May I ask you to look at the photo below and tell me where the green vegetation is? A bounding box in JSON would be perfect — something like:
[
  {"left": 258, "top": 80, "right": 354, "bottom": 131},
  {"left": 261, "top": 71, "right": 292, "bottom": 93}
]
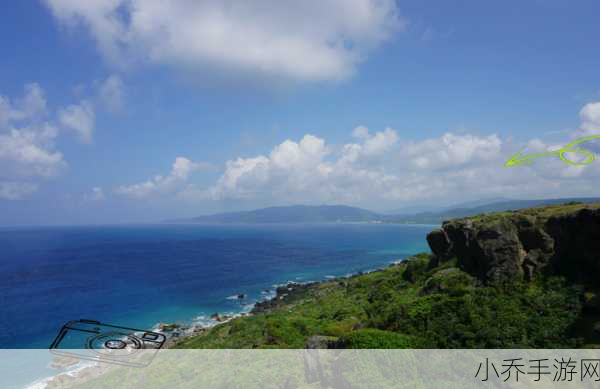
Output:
[
  {"left": 62, "top": 203, "right": 598, "bottom": 388},
  {"left": 384, "top": 197, "right": 600, "bottom": 224},
  {"left": 464, "top": 202, "right": 600, "bottom": 224},
  {"left": 337, "top": 329, "right": 419, "bottom": 348},
  {"left": 174, "top": 253, "right": 584, "bottom": 349},
  {"left": 173, "top": 203, "right": 600, "bottom": 349}
]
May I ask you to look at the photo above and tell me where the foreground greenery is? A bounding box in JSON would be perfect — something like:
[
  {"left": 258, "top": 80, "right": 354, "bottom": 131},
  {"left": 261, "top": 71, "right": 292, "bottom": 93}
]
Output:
[{"left": 175, "top": 253, "right": 585, "bottom": 349}]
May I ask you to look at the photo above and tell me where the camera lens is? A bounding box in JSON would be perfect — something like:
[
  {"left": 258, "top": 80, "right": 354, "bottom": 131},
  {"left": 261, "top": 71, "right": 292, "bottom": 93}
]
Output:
[
  {"left": 104, "top": 339, "right": 127, "bottom": 349},
  {"left": 87, "top": 332, "right": 144, "bottom": 357}
]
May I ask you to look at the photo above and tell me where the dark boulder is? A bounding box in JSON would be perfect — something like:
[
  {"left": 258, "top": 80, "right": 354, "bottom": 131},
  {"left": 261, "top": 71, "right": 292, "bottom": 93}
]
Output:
[
  {"left": 158, "top": 323, "right": 180, "bottom": 331},
  {"left": 426, "top": 228, "right": 452, "bottom": 262}
]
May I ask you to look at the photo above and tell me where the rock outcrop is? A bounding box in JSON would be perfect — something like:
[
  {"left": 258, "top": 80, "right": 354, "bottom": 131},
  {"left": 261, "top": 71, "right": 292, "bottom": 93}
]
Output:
[
  {"left": 158, "top": 323, "right": 180, "bottom": 331},
  {"left": 426, "top": 203, "right": 600, "bottom": 284},
  {"left": 252, "top": 282, "right": 317, "bottom": 314},
  {"left": 305, "top": 335, "right": 337, "bottom": 349}
]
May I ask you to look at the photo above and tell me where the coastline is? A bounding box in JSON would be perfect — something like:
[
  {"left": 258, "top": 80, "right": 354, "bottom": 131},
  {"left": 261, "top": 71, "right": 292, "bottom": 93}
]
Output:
[
  {"left": 22, "top": 256, "right": 409, "bottom": 389},
  {"left": 25, "top": 258, "right": 405, "bottom": 389},
  {"left": 165, "top": 258, "right": 405, "bottom": 348}
]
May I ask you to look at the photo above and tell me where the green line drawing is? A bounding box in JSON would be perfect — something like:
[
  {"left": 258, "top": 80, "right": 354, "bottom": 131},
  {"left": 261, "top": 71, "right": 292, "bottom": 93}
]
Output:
[{"left": 504, "top": 134, "right": 600, "bottom": 168}]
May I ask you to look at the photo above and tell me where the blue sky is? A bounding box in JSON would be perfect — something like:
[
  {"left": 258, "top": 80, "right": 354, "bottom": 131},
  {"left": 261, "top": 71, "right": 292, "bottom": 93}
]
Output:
[{"left": 1, "top": 0, "right": 600, "bottom": 225}]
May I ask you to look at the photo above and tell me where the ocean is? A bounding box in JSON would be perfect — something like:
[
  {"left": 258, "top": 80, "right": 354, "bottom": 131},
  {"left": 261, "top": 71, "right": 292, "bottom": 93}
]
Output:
[{"left": 0, "top": 223, "right": 432, "bottom": 349}]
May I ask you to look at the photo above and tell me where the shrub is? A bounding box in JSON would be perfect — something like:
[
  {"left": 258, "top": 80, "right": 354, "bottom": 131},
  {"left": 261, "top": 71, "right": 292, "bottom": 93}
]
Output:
[
  {"left": 401, "top": 255, "right": 430, "bottom": 283},
  {"left": 388, "top": 279, "right": 581, "bottom": 348},
  {"left": 338, "top": 329, "right": 418, "bottom": 349}
]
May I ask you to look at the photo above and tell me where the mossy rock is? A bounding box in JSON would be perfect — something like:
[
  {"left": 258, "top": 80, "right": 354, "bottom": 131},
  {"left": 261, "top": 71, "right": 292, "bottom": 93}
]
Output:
[{"left": 420, "top": 267, "right": 475, "bottom": 296}]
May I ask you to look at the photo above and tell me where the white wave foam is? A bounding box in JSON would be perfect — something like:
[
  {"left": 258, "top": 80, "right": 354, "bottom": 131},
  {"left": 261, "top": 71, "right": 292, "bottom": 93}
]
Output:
[
  {"left": 24, "top": 376, "right": 52, "bottom": 389},
  {"left": 24, "top": 359, "right": 97, "bottom": 389}
]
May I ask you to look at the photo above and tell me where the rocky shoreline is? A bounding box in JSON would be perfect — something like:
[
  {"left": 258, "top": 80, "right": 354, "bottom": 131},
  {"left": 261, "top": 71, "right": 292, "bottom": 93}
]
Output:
[
  {"left": 36, "top": 270, "right": 394, "bottom": 388},
  {"left": 251, "top": 281, "right": 320, "bottom": 314},
  {"left": 163, "top": 283, "right": 327, "bottom": 347},
  {"left": 165, "top": 266, "right": 399, "bottom": 348}
]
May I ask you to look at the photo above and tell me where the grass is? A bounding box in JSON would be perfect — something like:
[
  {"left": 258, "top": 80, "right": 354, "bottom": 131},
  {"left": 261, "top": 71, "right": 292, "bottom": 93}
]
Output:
[
  {"left": 457, "top": 202, "right": 600, "bottom": 224},
  {"left": 174, "top": 253, "right": 583, "bottom": 349}
]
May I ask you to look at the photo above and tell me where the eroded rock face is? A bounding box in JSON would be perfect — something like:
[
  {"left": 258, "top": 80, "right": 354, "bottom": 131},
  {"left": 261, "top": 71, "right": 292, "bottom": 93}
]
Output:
[
  {"left": 426, "top": 206, "right": 600, "bottom": 285},
  {"left": 546, "top": 208, "right": 600, "bottom": 284},
  {"left": 425, "top": 228, "right": 451, "bottom": 263}
]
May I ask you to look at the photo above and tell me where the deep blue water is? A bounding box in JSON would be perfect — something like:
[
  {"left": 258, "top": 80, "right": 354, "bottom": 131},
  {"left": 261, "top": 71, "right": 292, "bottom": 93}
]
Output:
[{"left": 0, "top": 223, "right": 432, "bottom": 348}]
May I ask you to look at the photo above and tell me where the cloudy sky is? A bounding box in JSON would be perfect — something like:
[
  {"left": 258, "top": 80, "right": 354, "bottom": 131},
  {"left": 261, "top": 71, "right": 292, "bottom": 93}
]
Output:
[{"left": 1, "top": 0, "right": 600, "bottom": 225}]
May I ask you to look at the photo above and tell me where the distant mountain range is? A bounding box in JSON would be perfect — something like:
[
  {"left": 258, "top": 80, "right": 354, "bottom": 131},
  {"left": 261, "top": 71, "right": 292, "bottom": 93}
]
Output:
[
  {"left": 167, "top": 205, "right": 380, "bottom": 224},
  {"left": 167, "top": 197, "right": 600, "bottom": 224},
  {"left": 382, "top": 197, "right": 600, "bottom": 224},
  {"left": 383, "top": 197, "right": 510, "bottom": 215}
]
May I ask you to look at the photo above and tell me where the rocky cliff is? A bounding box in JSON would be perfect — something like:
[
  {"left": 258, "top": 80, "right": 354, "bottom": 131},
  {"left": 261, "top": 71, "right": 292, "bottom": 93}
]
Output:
[{"left": 426, "top": 203, "right": 600, "bottom": 284}]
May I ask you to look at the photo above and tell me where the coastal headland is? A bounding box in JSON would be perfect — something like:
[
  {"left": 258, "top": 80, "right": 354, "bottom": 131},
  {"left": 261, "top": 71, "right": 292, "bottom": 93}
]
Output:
[{"left": 173, "top": 202, "right": 600, "bottom": 349}]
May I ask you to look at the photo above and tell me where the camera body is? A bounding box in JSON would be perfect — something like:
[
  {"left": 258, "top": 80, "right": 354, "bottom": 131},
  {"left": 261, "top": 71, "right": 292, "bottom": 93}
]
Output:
[{"left": 50, "top": 319, "right": 166, "bottom": 367}]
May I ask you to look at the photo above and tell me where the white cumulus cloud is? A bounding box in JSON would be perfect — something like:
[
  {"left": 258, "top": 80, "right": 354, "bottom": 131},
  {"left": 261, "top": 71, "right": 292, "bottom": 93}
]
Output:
[
  {"left": 58, "top": 100, "right": 95, "bottom": 143},
  {"left": 580, "top": 102, "right": 600, "bottom": 134},
  {"left": 97, "top": 74, "right": 124, "bottom": 112},
  {"left": 0, "top": 82, "right": 105, "bottom": 200},
  {"left": 0, "top": 182, "right": 38, "bottom": 201},
  {"left": 0, "top": 83, "right": 47, "bottom": 126},
  {"left": 85, "top": 186, "right": 105, "bottom": 201},
  {"left": 207, "top": 129, "right": 400, "bottom": 203},
  {"left": 0, "top": 126, "right": 64, "bottom": 178},
  {"left": 115, "top": 157, "right": 211, "bottom": 199},
  {"left": 401, "top": 133, "right": 502, "bottom": 170},
  {"left": 0, "top": 84, "right": 67, "bottom": 199},
  {"left": 190, "top": 121, "right": 600, "bottom": 208},
  {"left": 43, "top": 0, "right": 404, "bottom": 83},
  {"left": 340, "top": 126, "right": 398, "bottom": 165}
]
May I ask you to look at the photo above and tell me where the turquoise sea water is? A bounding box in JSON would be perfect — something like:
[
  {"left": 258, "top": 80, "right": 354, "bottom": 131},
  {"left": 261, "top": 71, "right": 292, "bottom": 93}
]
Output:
[{"left": 0, "top": 223, "right": 433, "bottom": 349}]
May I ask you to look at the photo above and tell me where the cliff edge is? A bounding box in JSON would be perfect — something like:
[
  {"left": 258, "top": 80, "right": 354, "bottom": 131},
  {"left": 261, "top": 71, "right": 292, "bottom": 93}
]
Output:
[{"left": 427, "top": 203, "right": 600, "bottom": 284}]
